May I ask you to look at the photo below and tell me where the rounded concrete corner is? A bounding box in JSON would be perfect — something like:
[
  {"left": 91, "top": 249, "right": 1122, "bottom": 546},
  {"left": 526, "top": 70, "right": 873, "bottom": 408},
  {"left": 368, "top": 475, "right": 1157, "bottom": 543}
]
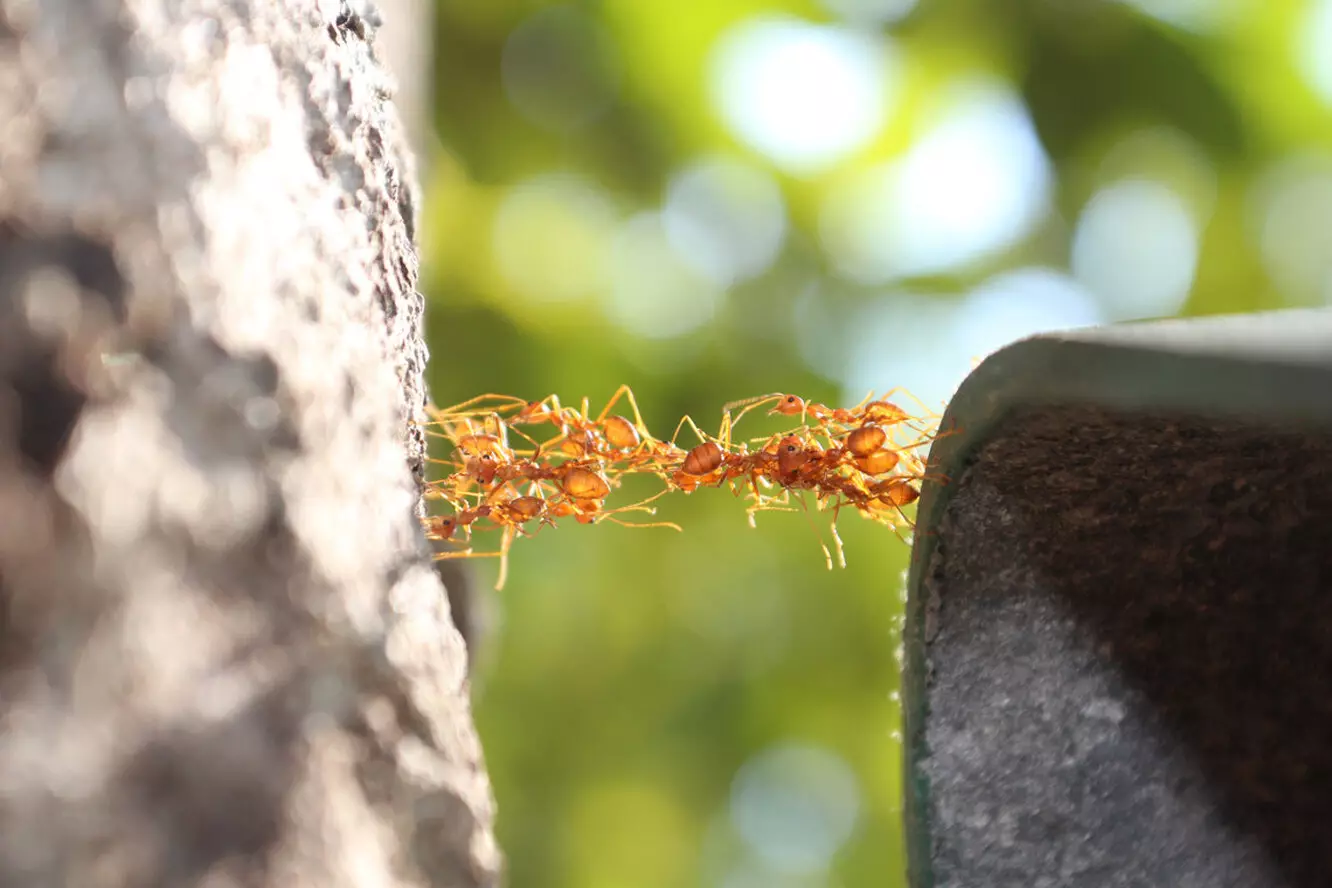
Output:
[{"left": 899, "top": 307, "right": 1332, "bottom": 888}]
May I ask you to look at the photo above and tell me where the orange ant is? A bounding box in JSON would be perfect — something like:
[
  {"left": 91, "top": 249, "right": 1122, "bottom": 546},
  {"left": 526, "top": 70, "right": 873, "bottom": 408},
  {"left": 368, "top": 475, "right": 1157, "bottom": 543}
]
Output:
[{"left": 725, "top": 388, "right": 944, "bottom": 443}]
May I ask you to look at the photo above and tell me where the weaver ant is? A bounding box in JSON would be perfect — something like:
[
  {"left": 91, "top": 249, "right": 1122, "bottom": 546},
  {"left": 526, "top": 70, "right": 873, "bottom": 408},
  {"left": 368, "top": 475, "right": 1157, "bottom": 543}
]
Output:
[{"left": 725, "top": 388, "right": 944, "bottom": 444}]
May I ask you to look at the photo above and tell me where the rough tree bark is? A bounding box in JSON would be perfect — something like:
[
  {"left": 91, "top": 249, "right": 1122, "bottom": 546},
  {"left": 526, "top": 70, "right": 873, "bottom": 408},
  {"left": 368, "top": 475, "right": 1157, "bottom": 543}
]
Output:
[{"left": 0, "top": 1, "right": 499, "bottom": 886}]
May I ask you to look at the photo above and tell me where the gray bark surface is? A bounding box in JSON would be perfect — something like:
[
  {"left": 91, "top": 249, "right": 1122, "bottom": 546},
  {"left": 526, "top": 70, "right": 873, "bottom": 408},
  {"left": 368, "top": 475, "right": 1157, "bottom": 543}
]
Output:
[{"left": 0, "top": 1, "right": 499, "bottom": 885}]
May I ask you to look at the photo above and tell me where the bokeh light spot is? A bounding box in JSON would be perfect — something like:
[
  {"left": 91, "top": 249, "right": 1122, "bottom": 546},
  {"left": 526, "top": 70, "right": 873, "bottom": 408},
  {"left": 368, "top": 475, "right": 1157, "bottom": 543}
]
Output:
[
  {"left": 1098, "top": 126, "right": 1217, "bottom": 225},
  {"left": 947, "top": 268, "right": 1105, "bottom": 370},
  {"left": 729, "top": 743, "right": 861, "bottom": 875},
  {"left": 820, "top": 80, "right": 1051, "bottom": 283},
  {"left": 1114, "top": 0, "right": 1222, "bottom": 31},
  {"left": 819, "top": 0, "right": 918, "bottom": 26},
  {"left": 1300, "top": 0, "right": 1332, "bottom": 107},
  {"left": 841, "top": 269, "right": 1103, "bottom": 411},
  {"left": 662, "top": 156, "right": 788, "bottom": 287},
  {"left": 603, "top": 212, "right": 723, "bottom": 339},
  {"left": 1249, "top": 154, "right": 1332, "bottom": 304},
  {"left": 710, "top": 16, "right": 896, "bottom": 174},
  {"left": 1070, "top": 178, "right": 1199, "bottom": 320},
  {"left": 502, "top": 4, "right": 619, "bottom": 132},
  {"left": 492, "top": 173, "right": 616, "bottom": 306},
  {"left": 841, "top": 294, "right": 960, "bottom": 413},
  {"left": 792, "top": 282, "right": 854, "bottom": 385}
]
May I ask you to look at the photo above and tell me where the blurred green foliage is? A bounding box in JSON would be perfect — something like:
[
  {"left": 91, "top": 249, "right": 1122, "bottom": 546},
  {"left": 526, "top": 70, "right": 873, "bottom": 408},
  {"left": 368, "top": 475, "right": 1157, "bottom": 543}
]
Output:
[{"left": 420, "top": 1, "right": 1332, "bottom": 885}]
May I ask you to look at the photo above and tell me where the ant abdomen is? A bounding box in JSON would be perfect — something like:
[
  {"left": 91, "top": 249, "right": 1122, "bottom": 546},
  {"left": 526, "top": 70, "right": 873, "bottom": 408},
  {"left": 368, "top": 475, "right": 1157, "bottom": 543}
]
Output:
[{"left": 681, "top": 441, "right": 723, "bottom": 476}]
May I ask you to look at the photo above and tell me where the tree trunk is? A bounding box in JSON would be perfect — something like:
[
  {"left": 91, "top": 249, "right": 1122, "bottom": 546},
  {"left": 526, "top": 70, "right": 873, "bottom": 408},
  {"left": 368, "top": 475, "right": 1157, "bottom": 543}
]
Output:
[
  {"left": 377, "top": 0, "right": 433, "bottom": 158},
  {"left": 0, "top": 1, "right": 499, "bottom": 885}
]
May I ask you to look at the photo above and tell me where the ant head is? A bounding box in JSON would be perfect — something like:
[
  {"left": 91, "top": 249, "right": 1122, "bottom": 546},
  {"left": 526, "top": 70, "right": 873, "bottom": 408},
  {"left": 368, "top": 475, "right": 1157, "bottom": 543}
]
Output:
[
  {"left": 768, "top": 394, "right": 806, "bottom": 417},
  {"left": 776, "top": 435, "right": 810, "bottom": 473},
  {"left": 457, "top": 433, "right": 506, "bottom": 458},
  {"left": 510, "top": 400, "right": 547, "bottom": 424},
  {"left": 465, "top": 452, "right": 500, "bottom": 483}
]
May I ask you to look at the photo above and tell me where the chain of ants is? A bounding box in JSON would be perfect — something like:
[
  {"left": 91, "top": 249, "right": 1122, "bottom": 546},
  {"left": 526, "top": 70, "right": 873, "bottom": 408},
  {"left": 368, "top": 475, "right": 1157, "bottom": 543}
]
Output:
[{"left": 420, "top": 385, "right": 945, "bottom": 589}]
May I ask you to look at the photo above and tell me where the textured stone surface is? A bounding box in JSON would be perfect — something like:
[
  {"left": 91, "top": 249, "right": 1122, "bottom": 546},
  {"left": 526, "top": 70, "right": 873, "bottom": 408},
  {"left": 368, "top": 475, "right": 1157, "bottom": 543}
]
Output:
[
  {"left": 0, "top": 1, "right": 498, "bottom": 885},
  {"left": 920, "top": 406, "right": 1332, "bottom": 888}
]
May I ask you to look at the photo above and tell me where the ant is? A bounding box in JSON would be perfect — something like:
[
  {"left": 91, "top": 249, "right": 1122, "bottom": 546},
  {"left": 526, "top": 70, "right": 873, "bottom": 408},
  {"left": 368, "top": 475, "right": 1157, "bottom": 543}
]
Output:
[{"left": 725, "top": 389, "right": 944, "bottom": 444}]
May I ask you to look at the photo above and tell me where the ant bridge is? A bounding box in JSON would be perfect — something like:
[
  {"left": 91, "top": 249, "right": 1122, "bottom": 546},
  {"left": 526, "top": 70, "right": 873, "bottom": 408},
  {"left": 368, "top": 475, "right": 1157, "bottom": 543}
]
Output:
[{"left": 904, "top": 307, "right": 1332, "bottom": 888}]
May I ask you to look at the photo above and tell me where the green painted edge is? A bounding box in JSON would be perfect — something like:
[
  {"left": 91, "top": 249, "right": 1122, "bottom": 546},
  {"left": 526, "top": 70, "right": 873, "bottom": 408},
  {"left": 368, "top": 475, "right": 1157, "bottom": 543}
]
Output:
[{"left": 899, "top": 308, "right": 1332, "bottom": 888}]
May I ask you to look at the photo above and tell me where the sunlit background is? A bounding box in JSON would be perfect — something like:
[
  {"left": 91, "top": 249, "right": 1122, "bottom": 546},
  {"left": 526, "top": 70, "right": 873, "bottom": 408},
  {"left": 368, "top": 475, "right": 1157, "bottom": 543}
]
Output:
[{"left": 417, "top": 1, "right": 1332, "bottom": 885}]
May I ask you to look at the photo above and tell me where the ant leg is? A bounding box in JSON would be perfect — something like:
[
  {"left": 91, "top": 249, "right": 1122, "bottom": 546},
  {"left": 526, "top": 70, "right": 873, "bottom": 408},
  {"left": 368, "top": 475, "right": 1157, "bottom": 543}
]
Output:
[
  {"left": 670, "top": 414, "right": 716, "bottom": 447},
  {"left": 429, "top": 394, "right": 529, "bottom": 420},
  {"left": 602, "top": 516, "right": 684, "bottom": 531},
  {"left": 726, "top": 395, "right": 783, "bottom": 435},
  {"left": 875, "top": 387, "right": 947, "bottom": 423},
  {"left": 751, "top": 473, "right": 785, "bottom": 509},
  {"left": 415, "top": 417, "right": 467, "bottom": 442},
  {"left": 722, "top": 393, "right": 782, "bottom": 415},
  {"left": 715, "top": 411, "right": 735, "bottom": 451},
  {"left": 786, "top": 490, "right": 833, "bottom": 571},
  {"left": 433, "top": 546, "right": 503, "bottom": 563},
  {"left": 478, "top": 413, "right": 541, "bottom": 457},
  {"left": 509, "top": 430, "right": 544, "bottom": 456},
  {"left": 745, "top": 494, "right": 797, "bottom": 528},
  {"left": 895, "top": 451, "right": 951, "bottom": 484},
  {"left": 595, "top": 384, "right": 653, "bottom": 440},
  {"left": 576, "top": 488, "right": 682, "bottom": 532},
  {"left": 429, "top": 528, "right": 514, "bottom": 592},
  {"left": 533, "top": 394, "right": 584, "bottom": 456},
  {"left": 599, "top": 486, "right": 675, "bottom": 518},
  {"left": 495, "top": 525, "right": 515, "bottom": 591},
  {"left": 432, "top": 548, "right": 496, "bottom": 561},
  {"left": 849, "top": 389, "right": 876, "bottom": 412},
  {"left": 423, "top": 484, "right": 472, "bottom": 512},
  {"left": 822, "top": 496, "right": 850, "bottom": 569}
]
